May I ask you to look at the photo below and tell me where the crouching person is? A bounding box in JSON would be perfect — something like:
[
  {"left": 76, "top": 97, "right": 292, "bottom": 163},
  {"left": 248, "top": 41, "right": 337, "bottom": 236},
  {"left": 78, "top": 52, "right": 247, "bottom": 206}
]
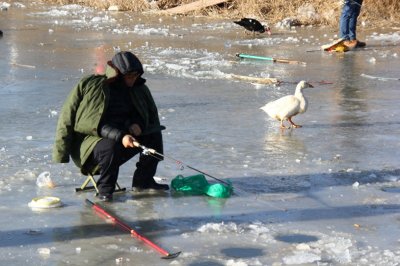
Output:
[{"left": 53, "top": 51, "right": 168, "bottom": 202}]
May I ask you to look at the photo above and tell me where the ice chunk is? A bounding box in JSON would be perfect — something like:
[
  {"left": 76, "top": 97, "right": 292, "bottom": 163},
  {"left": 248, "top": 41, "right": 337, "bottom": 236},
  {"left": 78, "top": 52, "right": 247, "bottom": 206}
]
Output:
[
  {"left": 283, "top": 251, "right": 321, "bottom": 264},
  {"left": 296, "top": 243, "right": 311, "bottom": 250},
  {"left": 37, "top": 247, "right": 51, "bottom": 256},
  {"left": 108, "top": 5, "right": 120, "bottom": 11}
]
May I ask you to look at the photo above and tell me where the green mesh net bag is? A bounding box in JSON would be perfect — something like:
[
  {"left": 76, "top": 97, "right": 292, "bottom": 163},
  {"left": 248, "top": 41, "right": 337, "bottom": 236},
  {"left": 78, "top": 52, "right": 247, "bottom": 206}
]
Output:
[
  {"left": 205, "top": 183, "right": 232, "bottom": 198},
  {"left": 171, "top": 174, "right": 233, "bottom": 198}
]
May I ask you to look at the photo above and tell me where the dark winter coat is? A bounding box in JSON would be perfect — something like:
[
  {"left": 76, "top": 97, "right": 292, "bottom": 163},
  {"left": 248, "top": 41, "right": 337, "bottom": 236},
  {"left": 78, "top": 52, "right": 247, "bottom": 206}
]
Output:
[{"left": 52, "top": 65, "right": 164, "bottom": 175}]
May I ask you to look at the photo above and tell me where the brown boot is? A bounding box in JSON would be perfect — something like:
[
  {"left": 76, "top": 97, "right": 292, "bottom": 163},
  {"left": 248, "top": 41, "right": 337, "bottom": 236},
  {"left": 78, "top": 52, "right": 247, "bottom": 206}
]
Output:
[
  {"left": 344, "top": 40, "right": 366, "bottom": 49},
  {"left": 343, "top": 40, "right": 357, "bottom": 49}
]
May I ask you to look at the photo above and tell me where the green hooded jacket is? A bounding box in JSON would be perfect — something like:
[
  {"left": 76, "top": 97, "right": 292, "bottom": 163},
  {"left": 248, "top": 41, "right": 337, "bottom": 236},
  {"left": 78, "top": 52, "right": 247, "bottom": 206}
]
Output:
[{"left": 52, "top": 66, "right": 164, "bottom": 175}]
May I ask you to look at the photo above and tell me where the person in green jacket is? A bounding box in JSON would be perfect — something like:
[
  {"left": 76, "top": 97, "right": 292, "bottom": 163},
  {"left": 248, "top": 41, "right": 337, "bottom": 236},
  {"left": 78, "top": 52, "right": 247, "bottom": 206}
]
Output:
[{"left": 53, "top": 51, "right": 168, "bottom": 201}]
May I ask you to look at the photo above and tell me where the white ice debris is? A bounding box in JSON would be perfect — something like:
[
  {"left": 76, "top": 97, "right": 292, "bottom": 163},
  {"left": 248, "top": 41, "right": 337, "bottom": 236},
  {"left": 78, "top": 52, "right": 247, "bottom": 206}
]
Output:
[
  {"left": 370, "top": 32, "right": 400, "bottom": 44},
  {"left": 49, "top": 109, "right": 58, "bottom": 117},
  {"left": 296, "top": 243, "right": 311, "bottom": 250},
  {"left": 37, "top": 8, "right": 69, "bottom": 16},
  {"left": 129, "top": 246, "right": 143, "bottom": 253},
  {"left": 384, "top": 175, "right": 399, "bottom": 182},
  {"left": 323, "top": 237, "right": 352, "bottom": 263},
  {"left": 282, "top": 251, "right": 321, "bottom": 264},
  {"left": 224, "top": 41, "right": 232, "bottom": 48},
  {"left": 37, "top": 247, "right": 51, "bottom": 255},
  {"left": 352, "top": 181, "right": 359, "bottom": 189},
  {"left": 165, "top": 63, "right": 187, "bottom": 71},
  {"left": 226, "top": 259, "right": 252, "bottom": 266},
  {"left": 368, "top": 57, "right": 376, "bottom": 64},
  {"left": 197, "top": 222, "right": 239, "bottom": 234},
  {"left": 26, "top": 136, "right": 33, "bottom": 140},
  {"left": 276, "top": 17, "right": 301, "bottom": 28},
  {"left": 108, "top": 5, "right": 120, "bottom": 11},
  {"left": 133, "top": 24, "right": 169, "bottom": 36},
  {"left": 105, "top": 244, "right": 119, "bottom": 250}
]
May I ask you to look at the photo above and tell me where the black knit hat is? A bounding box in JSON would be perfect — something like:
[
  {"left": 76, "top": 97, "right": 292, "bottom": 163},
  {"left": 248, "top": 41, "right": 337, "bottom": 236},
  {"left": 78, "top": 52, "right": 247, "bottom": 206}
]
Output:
[{"left": 111, "top": 51, "right": 144, "bottom": 76}]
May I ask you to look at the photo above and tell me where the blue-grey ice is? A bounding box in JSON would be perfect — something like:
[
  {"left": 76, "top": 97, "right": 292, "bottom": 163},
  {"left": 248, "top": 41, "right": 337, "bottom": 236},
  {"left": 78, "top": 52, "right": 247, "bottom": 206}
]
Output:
[{"left": 1, "top": 1, "right": 400, "bottom": 265}]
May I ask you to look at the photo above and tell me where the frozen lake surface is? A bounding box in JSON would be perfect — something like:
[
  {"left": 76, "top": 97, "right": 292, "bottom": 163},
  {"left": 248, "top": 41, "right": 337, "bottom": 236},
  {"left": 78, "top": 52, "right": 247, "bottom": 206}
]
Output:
[{"left": 1, "top": 1, "right": 400, "bottom": 265}]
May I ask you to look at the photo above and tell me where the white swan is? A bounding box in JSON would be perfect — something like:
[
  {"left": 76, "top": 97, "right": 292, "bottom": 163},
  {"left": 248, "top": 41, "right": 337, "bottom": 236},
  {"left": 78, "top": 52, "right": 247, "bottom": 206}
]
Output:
[{"left": 260, "top": 80, "right": 313, "bottom": 129}]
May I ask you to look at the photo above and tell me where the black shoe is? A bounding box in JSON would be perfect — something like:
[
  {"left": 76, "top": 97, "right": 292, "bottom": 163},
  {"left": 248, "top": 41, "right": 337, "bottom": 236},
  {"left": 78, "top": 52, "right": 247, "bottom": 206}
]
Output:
[
  {"left": 356, "top": 40, "right": 366, "bottom": 48},
  {"left": 96, "top": 193, "right": 113, "bottom": 202}
]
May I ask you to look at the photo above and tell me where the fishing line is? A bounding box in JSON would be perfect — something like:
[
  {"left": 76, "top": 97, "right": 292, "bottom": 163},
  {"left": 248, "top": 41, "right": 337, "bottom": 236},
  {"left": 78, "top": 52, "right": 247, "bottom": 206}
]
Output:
[{"left": 135, "top": 141, "right": 287, "bottom": 211}]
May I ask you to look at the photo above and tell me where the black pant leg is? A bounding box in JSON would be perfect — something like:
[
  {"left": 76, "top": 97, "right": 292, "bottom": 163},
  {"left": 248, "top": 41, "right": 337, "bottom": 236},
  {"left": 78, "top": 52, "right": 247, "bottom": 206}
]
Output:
[
  {"left": 92, "top": 138, "right": 139, "bottom": 194},
  {"left": 132, "top": 132, "right": 163, "bottom": 187}
]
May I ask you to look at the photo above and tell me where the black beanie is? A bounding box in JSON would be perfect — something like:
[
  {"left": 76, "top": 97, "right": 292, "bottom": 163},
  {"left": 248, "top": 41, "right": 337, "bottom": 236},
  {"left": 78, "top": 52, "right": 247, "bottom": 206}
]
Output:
[{"left": 111, "top": 51, "right": 144, "bottom": 75}]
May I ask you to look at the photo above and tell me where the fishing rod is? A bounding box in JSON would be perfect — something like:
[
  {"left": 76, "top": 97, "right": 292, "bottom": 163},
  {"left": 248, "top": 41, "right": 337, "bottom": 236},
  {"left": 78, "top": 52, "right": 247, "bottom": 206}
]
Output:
[
  {"left": 133, "top": 141, "right": 231, "bottom": 186},
  {"left": 85, "top": 199, "right": 181, "bottom": 259},
  {"left": 132, "top": 142, "right": 287, "bottom": 211},
  {"left": 236, "top": 53, "right": 307, "bottom": 65}
]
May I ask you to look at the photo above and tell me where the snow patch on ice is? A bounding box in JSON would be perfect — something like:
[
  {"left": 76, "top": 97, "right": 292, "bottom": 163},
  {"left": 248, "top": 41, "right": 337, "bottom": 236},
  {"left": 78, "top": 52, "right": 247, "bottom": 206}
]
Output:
[
  {"left": 282, "top": 251, "right": 321, "bottom": 264},
  {"left": 226, "top": 259, "right": 261, "bottom": 266},
  {"left": 234, "top": 36, "right": 300, "bottom": 47},
  {"left": 197, "top": 222, "right": 239, "bottom": 234},
  {"left": 133, "top": 24, "right": 169, "bottom": 36},
  {"left": 140, "top": 47, "right": 232, "bottom": 81},
  {"left": 370, "top": 32, "right": 400, "bottom": 44}
]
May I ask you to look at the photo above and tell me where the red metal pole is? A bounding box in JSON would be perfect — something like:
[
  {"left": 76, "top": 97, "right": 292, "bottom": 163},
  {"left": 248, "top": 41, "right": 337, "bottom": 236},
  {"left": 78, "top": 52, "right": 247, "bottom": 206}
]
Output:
[{"left": 85, "top": 199, "right": 181, "bottom": 259}]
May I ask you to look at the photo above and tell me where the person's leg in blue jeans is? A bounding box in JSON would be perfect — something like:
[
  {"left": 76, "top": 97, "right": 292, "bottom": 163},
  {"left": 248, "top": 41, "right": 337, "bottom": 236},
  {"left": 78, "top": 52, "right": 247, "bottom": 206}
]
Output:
[
  {"left": 339, "top": 1, "right": 353, "bottom": 40},
  {"left": 339, "top": 0, "right": 365, "bottom": 47},
  {"left": 348, "top": 0, "right": 363, "bottom": 40}
]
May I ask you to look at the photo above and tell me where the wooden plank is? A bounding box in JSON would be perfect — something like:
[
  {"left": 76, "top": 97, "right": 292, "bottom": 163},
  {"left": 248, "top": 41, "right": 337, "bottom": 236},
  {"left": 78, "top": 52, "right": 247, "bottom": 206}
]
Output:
[{"left": 160, "top": 0, "right": 228, "bottom": 15}]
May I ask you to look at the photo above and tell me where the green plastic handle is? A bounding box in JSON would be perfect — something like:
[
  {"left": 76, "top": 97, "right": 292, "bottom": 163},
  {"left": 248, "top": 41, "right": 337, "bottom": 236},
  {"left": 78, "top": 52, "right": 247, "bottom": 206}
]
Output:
[{"left": 236, "top": 53, "right": 274, "bottom": 61}]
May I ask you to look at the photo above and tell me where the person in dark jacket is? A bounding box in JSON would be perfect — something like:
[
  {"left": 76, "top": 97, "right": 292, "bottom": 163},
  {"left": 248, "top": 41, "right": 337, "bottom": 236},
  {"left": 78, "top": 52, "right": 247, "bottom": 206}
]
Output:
[{"left": 53, "top": 51, "right": 168, "bottom": 201}]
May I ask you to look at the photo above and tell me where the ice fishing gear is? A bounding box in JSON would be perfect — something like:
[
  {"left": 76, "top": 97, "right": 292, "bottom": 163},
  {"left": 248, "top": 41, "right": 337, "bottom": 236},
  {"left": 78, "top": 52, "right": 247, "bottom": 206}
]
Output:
[
  {"left": 29, "top": 196, "right": 63, "bottom": 209},
  {"left": 75, "top": 174, "right": 126, "bottom": 194},
  {"left": 85, "top": 199, "right": 181, "bottom": 259},
  {"left": 133, "top": 141, "right": 231, "bottom": 187},
  {"left": 171, "top": 174, "right": 232, "bottom": 198},
  {"left": 132, "top": 141, "right": 234, "bottom": 196},
  {"left": 236, "top": 53, "right": 306, "bottom": 65}
]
